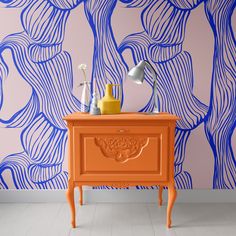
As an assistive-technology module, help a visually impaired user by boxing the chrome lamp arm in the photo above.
[143,60,159,113]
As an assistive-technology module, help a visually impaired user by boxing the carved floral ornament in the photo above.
[94,136,149,162]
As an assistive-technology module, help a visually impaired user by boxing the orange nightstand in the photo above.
[63,112,179,228]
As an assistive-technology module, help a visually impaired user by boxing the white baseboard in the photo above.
[0,189,236,203]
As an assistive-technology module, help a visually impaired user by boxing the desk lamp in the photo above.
[127,60,159,113]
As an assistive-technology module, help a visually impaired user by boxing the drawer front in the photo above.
[73,126,169,182]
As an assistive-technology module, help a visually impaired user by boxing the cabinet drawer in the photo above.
[73,126,169,182]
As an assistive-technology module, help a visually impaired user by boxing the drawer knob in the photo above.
[118,129,128,133]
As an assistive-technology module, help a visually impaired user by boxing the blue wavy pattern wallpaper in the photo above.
[0,0,235,189]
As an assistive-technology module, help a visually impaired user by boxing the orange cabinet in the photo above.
[63,112,179,228]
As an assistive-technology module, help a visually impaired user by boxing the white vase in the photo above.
[80,81,91,113]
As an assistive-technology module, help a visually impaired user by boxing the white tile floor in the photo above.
[0,203,236,236]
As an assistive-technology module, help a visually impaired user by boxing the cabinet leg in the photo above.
[79,186,83,206]
[66,184,76,228]
[166,183,177,228]
[158,186,163,206]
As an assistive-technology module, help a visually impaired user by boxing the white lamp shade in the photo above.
[127,61,146,84]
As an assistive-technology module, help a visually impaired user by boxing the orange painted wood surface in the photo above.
[64,112,179,121]
[63,112,179,229]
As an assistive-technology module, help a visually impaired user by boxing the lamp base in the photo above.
[146,108,159,115]
[153,108,159,113]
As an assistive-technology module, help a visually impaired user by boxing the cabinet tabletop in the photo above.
[63,112,180,121]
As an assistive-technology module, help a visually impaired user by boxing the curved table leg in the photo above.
[79,186,83,206]
[158,186,163,206]
[167,183,177,228]
[66,182,75,228]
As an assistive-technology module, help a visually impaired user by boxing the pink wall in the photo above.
[0,1,235,189]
